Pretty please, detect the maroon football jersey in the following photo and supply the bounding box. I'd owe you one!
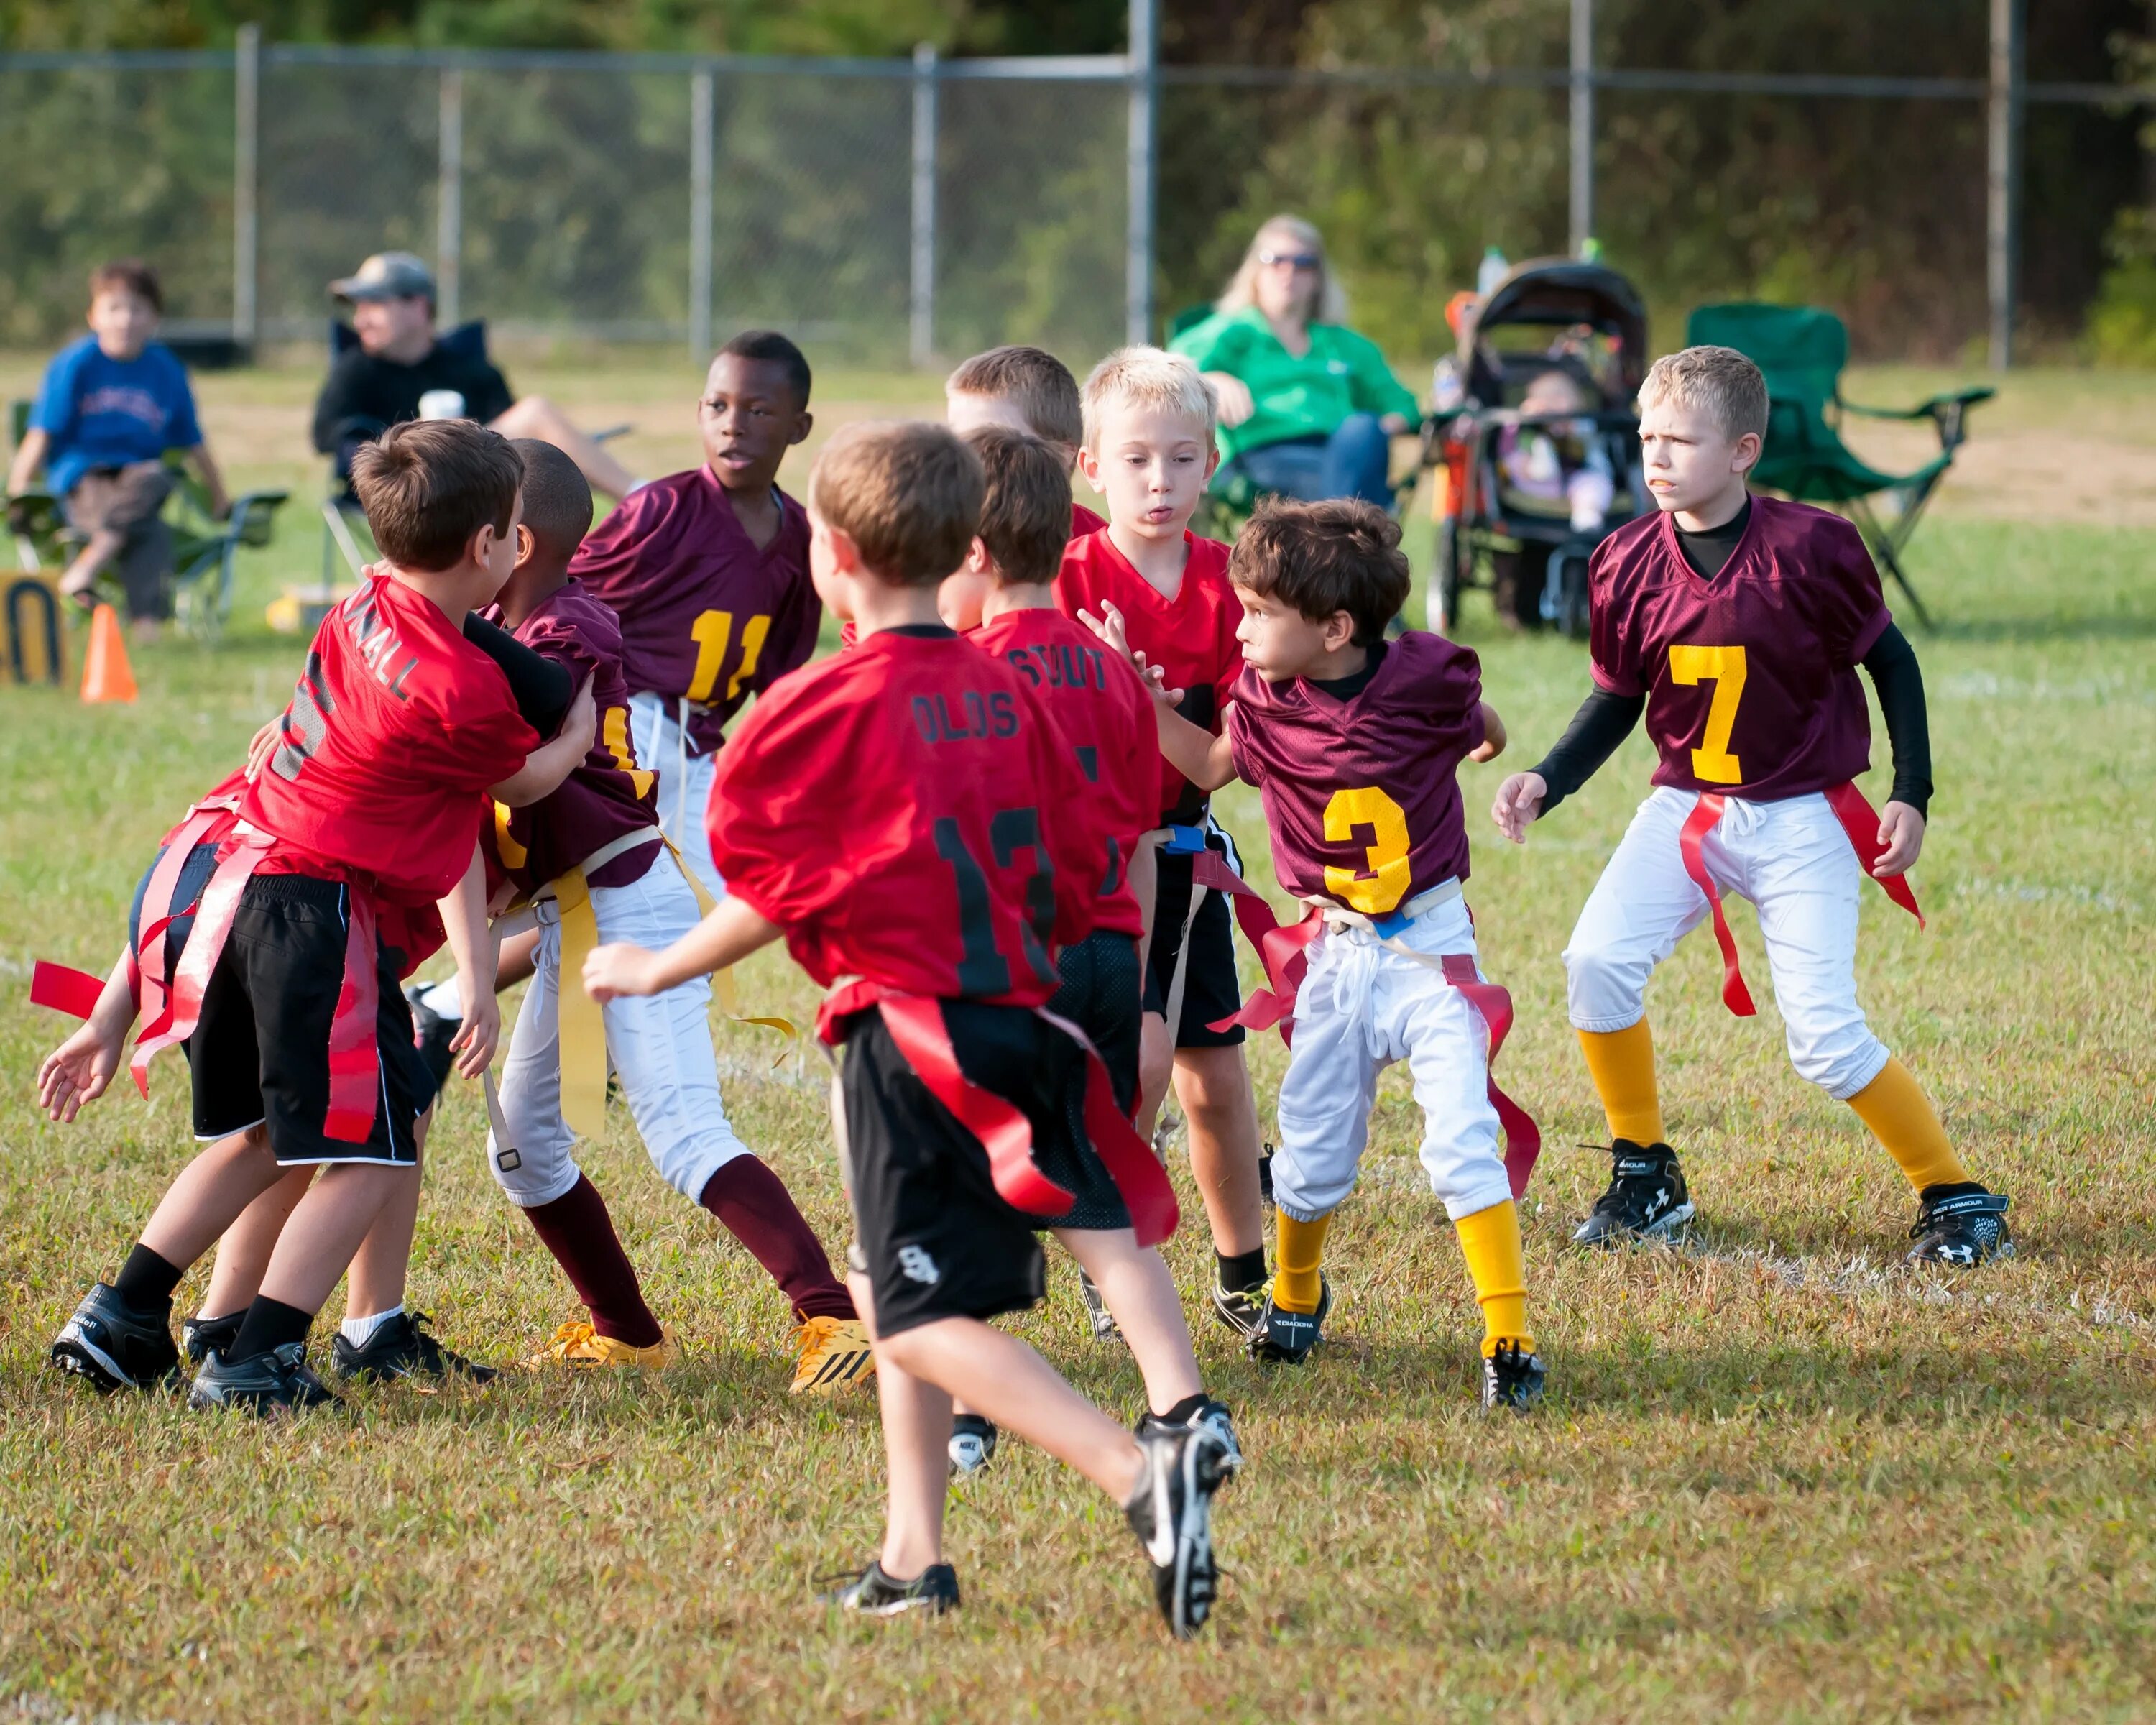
[1590,495,1891,802]
[1054,528,1241,827]
[710,625,1101,1021]
[971,606,1151,939]
[569,466,821,753]
[479,581,660,897]
[1228,631,1485,916]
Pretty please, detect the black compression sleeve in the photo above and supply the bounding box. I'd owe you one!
[463,614,574,737]
[1529,686,1646,815]
[1860,622,1932,818]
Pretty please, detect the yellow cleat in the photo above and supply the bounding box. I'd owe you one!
[520,1320,675,1372]
[790,1315,876,1396]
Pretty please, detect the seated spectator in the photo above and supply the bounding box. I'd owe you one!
[6,259,231,640]
[310,252,642,502]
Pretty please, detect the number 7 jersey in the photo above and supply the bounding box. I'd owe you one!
[1589,494,1892,803]
[708,625,1105,1024]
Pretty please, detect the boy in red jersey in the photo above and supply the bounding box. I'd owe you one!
[1100,500,1545,1409]
[569,331,820,900]
[50,421,597,1412]
[479,441,870,1389]
[1492,346,2009,1265]
[1056,347,1273,1338]
[584,423,1234,1637]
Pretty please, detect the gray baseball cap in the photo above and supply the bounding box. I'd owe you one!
[329,250,436,303]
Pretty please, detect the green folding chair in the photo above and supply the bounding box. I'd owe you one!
[1685,303,1993,627]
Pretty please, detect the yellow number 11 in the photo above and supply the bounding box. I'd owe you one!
[686,610,773,704]
[1668,643,1747,784]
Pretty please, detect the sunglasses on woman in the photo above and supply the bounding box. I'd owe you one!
[1258,250,1322,270]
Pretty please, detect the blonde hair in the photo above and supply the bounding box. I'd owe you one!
[808,420,985,588]
[1639,346,1769,442]
[1080,346,1217,453]
[1215,214,1348,325]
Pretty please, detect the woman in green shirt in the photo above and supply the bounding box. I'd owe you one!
[1170,214,1419,506]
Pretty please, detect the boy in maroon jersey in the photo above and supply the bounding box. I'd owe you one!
[569,330,820,901]
[1492,346,2009,1265]
[1055,346,1274,1340]
[1097,500,1546,1409]
[50,421,598,1412]
[479,440,870,1390]
[583,422,1234,1637]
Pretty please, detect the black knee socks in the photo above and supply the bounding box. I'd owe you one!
[113,1243,183,1315]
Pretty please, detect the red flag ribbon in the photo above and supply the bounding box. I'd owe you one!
[127,829,272,1096]
[30,961,106,1020]
[132,797,241,1039]
[1439,953,1542,1198]
[1823,780,1925,929]
[1188,849,1325,1038]
[320,886,382,1143]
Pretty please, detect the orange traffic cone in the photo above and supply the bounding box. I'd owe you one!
[80,603,138,704]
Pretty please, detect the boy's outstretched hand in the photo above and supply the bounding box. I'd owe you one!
[37,1020,123,1123]
[584,943,664,1003]
[448,991,501,1080]
[1078,600,1183,708]
[1491,770,1548,843]
[1874,800,1926,876]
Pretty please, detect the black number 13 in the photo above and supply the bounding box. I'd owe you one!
[933,809,1058,996]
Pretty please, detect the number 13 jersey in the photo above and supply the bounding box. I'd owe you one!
[709,625,1103,1024]
[1589,494,1892,803]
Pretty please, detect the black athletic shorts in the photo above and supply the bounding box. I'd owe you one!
[185,873,431,1166]
[1052,927,1142,1118]
[841,998,1126,1335]
[1142,829,1247,1049]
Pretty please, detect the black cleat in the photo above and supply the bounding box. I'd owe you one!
[188,1341,339,1414]
[1572,1139,1695,1246]
[329,1310,498,1385]
[1125,1425,1230,1639]
[819,1560,961,1617]
[1246,1276,1331,1365]
[1076,1266,1123,1342]
[1209,1277,1268,1341]
[183,1311,243,1366]
[1907,1185,2014,1267]
[1480,1340,1548,1412]
[1137,1396,1243,1477]
[402,983,459,1101]
[51,1284,180,1394]
[946,1413,998,1478]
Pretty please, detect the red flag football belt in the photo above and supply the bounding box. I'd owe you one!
[1678,781,1925,1020]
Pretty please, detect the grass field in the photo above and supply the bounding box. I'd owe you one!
[2,355,2153,1723]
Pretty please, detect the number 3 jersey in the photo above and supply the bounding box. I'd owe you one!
[1227,630,1485,916]
[1589,494,1892,804]
[709,625,1105,1025]
[568,465,824,755]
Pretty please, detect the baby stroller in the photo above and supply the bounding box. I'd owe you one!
[1419,259,1650,638]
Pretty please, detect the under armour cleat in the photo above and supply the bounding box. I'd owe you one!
[183,1311,243,1366]
[1137,1396,1243,1477]
[330,1310,497,1385]
[1210,1277,1268,1341]
[791,1315,876,1396]
[402,983,460,1102]
[520,1320,675,1371]
[1480,1340,1548,1412]
[1077,1267,1123,1341]
[1247,1275,1332,1365]
[188,1341,339,1414]
[1125,1424,1231,1639]
[1907,1185,2014,1267]
[1572,1139,1695,1246]
[947,1412,998,1478]
[51,1284,180,1394]
[819,1560,961,1617]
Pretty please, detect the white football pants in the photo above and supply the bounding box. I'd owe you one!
[630,690,726,903]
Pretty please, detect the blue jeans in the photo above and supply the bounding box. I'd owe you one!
[1222,412,1393,507]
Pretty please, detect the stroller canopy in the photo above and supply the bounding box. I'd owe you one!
[1461,259,1651,405]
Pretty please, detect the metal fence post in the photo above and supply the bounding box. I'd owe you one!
[232,22,260,348]
[1986,0,2024,371]
[909,44,939,369]
[1126,0,1160,344]
[690,68,714,361]
[1569,0,1595,256]
[438,68,464,328]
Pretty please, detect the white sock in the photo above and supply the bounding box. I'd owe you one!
[341,1305,405,1349]
[417,980,461,1020]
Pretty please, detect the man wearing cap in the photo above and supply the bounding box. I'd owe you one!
[310,251,641,501]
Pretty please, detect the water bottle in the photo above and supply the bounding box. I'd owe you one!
[1430,356,1464,413]
[1476,246,1509,296]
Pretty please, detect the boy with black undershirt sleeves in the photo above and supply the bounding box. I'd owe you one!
[1492,345,2009,1266]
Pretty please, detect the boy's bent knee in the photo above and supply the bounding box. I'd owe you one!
[1790,1027,1890,1101]
[1563,940,1649,1033]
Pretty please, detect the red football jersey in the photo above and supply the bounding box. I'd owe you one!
[1228,632,1485,914]
[1590,496,1890,802]
[1054,528,1241,827]
[479,581,660,896]
[569,466,821,753]
[971,606,1151,938]
[709,626,1100,1018]
[1069,500,1107,538]
[245,574,537,906]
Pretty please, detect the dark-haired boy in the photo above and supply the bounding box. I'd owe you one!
[480,439,869,1389]
[50,420,596,1412]
[571,331,821,901]
[584,422,1233,1637]
[1095,497,1545,1410]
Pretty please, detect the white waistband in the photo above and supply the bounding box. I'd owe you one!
[1309,876,1462,933]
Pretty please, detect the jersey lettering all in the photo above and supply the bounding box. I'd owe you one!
[710,627,1101,1019]
[1054,528,1241,827]
[479,581,660,897]
[1590,495,1891,802]
[244,573,537,906]
[569,466,821,753]
[971,607,1152,938]
[1228,631,1485,914]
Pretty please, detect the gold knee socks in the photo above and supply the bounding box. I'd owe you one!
[1577,1019,1665,1146]
[1455,1200,1532,1357]
[1848,1057,1970,1191]
[1272,1210,1331,1314]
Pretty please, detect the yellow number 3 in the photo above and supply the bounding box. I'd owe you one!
[1668,643,1747,784]
[1324,786,1413,915]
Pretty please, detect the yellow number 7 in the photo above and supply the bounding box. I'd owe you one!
[1668,643,1747,784]
[1323,785,1413,915]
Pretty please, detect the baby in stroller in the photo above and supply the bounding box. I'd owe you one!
[1491,367,1618,631]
